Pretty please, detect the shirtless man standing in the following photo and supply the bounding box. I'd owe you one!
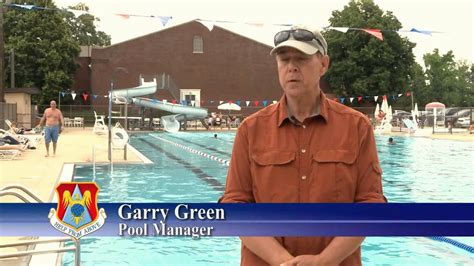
[38,100,65,157]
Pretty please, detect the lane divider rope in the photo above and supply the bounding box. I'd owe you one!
[150,134,230,166]
[428,236,474,254]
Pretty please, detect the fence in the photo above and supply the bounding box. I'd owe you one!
[0,102,17,130]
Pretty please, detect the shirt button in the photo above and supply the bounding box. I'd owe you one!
[301,149,306,153]
[301,175,307,180]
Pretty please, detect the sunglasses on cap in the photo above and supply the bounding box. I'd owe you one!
[274,29,326,54]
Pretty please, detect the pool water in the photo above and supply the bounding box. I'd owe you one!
[64,132,474,265]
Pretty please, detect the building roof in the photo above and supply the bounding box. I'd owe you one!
[4,87,41,95]
[103,20,275,49]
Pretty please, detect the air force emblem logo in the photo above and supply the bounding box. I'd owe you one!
[48,182,106,239]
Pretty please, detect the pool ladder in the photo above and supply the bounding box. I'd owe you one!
[0,185,81,266]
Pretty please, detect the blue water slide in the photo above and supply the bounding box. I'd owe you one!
[132,97,208,120]
[112,78,157,103]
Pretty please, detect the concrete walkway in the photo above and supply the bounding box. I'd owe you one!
[0,127,143,203]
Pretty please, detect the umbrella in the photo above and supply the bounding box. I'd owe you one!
[218,102,241,111]
[425,102,445,109]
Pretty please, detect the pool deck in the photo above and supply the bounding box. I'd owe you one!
[382,127,474,142]
[0,127,143,203]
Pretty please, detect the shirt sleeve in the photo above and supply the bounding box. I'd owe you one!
[219,123,255,203]
[355,119,387,203]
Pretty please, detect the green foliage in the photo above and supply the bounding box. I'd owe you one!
[323,0,416,105]
[64,3,111,46]
[4,1,110,105]
[421,49,473,107]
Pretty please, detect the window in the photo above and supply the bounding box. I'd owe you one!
[193,36,203,53]
[180,89,201,107]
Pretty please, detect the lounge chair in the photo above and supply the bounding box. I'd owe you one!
[0,150,21,160]
[4,120,43,144]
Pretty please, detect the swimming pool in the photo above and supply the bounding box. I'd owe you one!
[64,132,474,265]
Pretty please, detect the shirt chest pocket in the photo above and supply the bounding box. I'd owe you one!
[311,150,357,202]
[250,151,297,202]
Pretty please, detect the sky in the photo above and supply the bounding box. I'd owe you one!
[54,0,473,66]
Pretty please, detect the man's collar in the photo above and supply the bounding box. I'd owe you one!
[277,92,329,127]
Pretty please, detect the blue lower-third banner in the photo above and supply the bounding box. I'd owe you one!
[0,203,473,238]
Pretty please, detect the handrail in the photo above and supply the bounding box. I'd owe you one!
[0,237,71,248]
[0,185,43,202]
[0,192,32,203]
[0,185,80,265]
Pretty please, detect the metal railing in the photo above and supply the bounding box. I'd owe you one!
[0,185,80,266]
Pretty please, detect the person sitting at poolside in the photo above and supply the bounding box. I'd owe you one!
[10,122,34,135]
[388,137,395,145]
[0,143,25,151]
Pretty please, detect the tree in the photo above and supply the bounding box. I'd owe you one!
[323,0,416,104]
[4,1,111,104]
[423,49,473,107]
[4,1,80,104]
[64,3,111,46]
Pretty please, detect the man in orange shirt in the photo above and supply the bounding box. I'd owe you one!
[220,25,386,266]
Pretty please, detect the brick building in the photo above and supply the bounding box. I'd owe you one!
[73,20,329,117]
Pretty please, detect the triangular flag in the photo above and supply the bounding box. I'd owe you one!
[263,100,268,107]
[382,95,387,101]
[210,100,214,104]
[374,96,379,102]
[350,97,354,103]
[12,4,35,10]
[171,99,177,104]
[406,92,411,96]
[219,101,224,104]
[71,92,77,100]
[391,95,396,100]
[197,20,215,31]
[61,92,65,98]
[357,96,363,102]
[272,100,278,105]
[236,100,241,106]
[331,27,350,33]
[82,92,88,101]
[163,99,168,104]
[254,101,259,107]
[245,101,250,107]
[116,14,130,19]
[340,97,345,103]
[362,29,384,41]
[398,93,402,97]
[409,28,432,36]
[158,16,172,27]
[191,100,195,106]
[92,94,98,100]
